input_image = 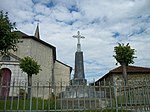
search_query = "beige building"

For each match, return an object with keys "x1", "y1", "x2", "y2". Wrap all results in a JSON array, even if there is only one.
[
  {"x1": 0, "y1": 27, "x2": 72, "y2": 98},
  {"x1": 95, "y1": 65, "x2": 150, "y2": 86},
  {"x1": 94, "y1": 65, "x2": 150, "y2": 98},
  {"x1": 54, "y1": 60, "x2": 72, "y2": 96}
]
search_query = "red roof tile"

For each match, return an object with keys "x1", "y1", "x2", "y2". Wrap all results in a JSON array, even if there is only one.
[
  {"x1": 94, "y1": 66, "x2": 150, "y2": 84},
  {"x1": 110, "y1": 65, "x2": 150, "y2": 73}
]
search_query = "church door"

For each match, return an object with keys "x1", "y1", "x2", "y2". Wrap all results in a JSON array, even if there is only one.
[{"x1": 0, "y1": 68, "x2": 11, "y2": 97}]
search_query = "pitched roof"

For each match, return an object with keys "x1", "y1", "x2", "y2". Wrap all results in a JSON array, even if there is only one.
[
  {"x1": 95, "y1": 65, "x2": 150, "y2": 83},
  {"x1": 9, "y1": 53, "x2": 21, "y2": 60},
  {"x1": 0, "y1": 53, "x2": 21, "y2": 64},
  {"x1": 56, "y1": 60, "x2": 72, "y2": 73},
  {"x1": 15, "y1": 31, "x2": 28, "y2": 37},
  {"x1": 110, "y1": 65, "x2": 150, "y2": 73},
  {"x1": 15, "y1": 31, "x2": 56, "y2": 61}
]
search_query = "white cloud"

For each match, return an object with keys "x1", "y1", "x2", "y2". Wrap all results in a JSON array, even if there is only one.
[{"x1": 0, "y1": 0, "x2": 150, "y2": 82}]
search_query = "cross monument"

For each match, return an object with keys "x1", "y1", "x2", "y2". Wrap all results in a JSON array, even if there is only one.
[
  {"x1": 73, "y1": 31, "x2": 85, "y2": 52},
  {"x1": 72, "y1": 31, "x2": 87, "y2": 85}
]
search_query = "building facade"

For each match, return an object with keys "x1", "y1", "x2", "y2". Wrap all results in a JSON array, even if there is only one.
[
  {"x1": 94, "y1": 65, "x2": 150, "y2": 98},
  {"x1": 54, "y1": 60, "x2": 72, "y2": 96},
  {"x1": 0, "y1": 30, "x2": 72, "y2": 98},
  {"x1": 95, "y1": 65, "x2": 150, "y2": 86}
]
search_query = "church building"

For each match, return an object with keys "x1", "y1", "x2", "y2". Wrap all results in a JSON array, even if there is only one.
[{"x1": 0, "y1": 24, "x2": 72, "y2": 98}]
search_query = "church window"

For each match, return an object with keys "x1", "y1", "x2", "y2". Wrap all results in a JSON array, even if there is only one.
[{"x1": 2, "y1": 55, "x2": 11, "y2": 61}]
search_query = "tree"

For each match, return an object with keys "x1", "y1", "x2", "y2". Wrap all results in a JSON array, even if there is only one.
[
  {"x1": 0, "y1": 10, "x2": 19, "y2": 55},
  {"x1": 19, "y1": 56, "x2": 41, "y2": 98},
  {"x1": 113, "y1": 43, "x2": 136, "y2": 84}
]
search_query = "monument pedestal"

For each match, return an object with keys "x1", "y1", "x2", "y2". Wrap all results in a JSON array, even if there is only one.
[
  {"x1": 71, "y1": 51, "x2": 87, "y2": 85},
  {"x1": 62, "y1": 32, "x2": 89, "y2": 98},
  {"x1": 71, "y1": 78, "x2": 87, "y2": 85},
  {"x1": 74, "y1": 52, "x2": 85, "y2": 79},
  {"x1": 58, "y1": 31, "x2": 107, "y2": 109},
  {"x1": 62, "y1": 85, "x2": 97, "y2": 98}
]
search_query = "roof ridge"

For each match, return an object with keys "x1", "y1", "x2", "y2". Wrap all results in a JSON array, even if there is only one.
[{"x1": 110, "y1": 65, "x2": 150, "y2": 73}]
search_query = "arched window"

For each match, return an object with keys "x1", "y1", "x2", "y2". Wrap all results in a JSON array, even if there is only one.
[{"x1": 2, "y1": 55, "x2": 11, "y2": 61}]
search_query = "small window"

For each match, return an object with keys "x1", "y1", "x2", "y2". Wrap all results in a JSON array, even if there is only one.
[{"x1": 2, "y1": 55, "x2": 11, "y2": 61}]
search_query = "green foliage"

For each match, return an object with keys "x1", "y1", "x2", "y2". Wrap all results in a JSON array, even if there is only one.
[
  {"x1": 19, "y1": 56, "x2": 41, "y2": 98},
  {"x1": 0, "y1": 10, "x2": 19, "y2": 54},
  {"x1": 113, "y1": 43, "x2": 136, "y2": 66},
  {"x1": 19, "y1": 56, "x2": 41, "y2": 76}
]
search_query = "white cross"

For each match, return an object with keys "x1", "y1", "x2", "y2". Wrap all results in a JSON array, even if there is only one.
[{"x1": 73, "y1": 31, "x2": 85, "y2": 51}]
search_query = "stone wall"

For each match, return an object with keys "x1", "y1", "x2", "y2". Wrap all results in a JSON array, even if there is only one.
[
  {"x1": 99, "y1": 72, "x2": 150, "y2": 98},
  {"x1": 113, "y1": 73, "x2": 150, "y2": 86}
]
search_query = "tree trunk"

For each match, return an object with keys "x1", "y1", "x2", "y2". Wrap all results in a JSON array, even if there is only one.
[
  {"x1": 28, "y1": 74, "x2": 32, "y2": 99},
  {"x1": 122, "y1": 63, "x2": 128, "y2": 85},
  {"x1": 0, "y1": 76, "x2": 1, "y2": 96}
]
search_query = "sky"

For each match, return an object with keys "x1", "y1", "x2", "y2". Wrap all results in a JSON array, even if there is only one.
[{"x1": 0, "y1": 0, "x2": 150, "y2": 83}]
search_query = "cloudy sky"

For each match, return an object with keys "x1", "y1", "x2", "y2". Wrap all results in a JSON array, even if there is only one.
[{"x1": 0, "y1": 0, "x2": 150, "y2": 82}]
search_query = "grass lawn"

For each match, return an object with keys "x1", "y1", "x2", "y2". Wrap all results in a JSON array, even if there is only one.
[
  {"x1": 0, "y1": 97, "x2": 57, "y2": 110},
  {"x1": 0, "y1": 97, "x2": 128, "y2": 112}
]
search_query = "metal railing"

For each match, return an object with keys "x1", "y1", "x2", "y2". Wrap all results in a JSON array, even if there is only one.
[{"x1": 0, "y1": 80, "x2": 150, "y2": 112}]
